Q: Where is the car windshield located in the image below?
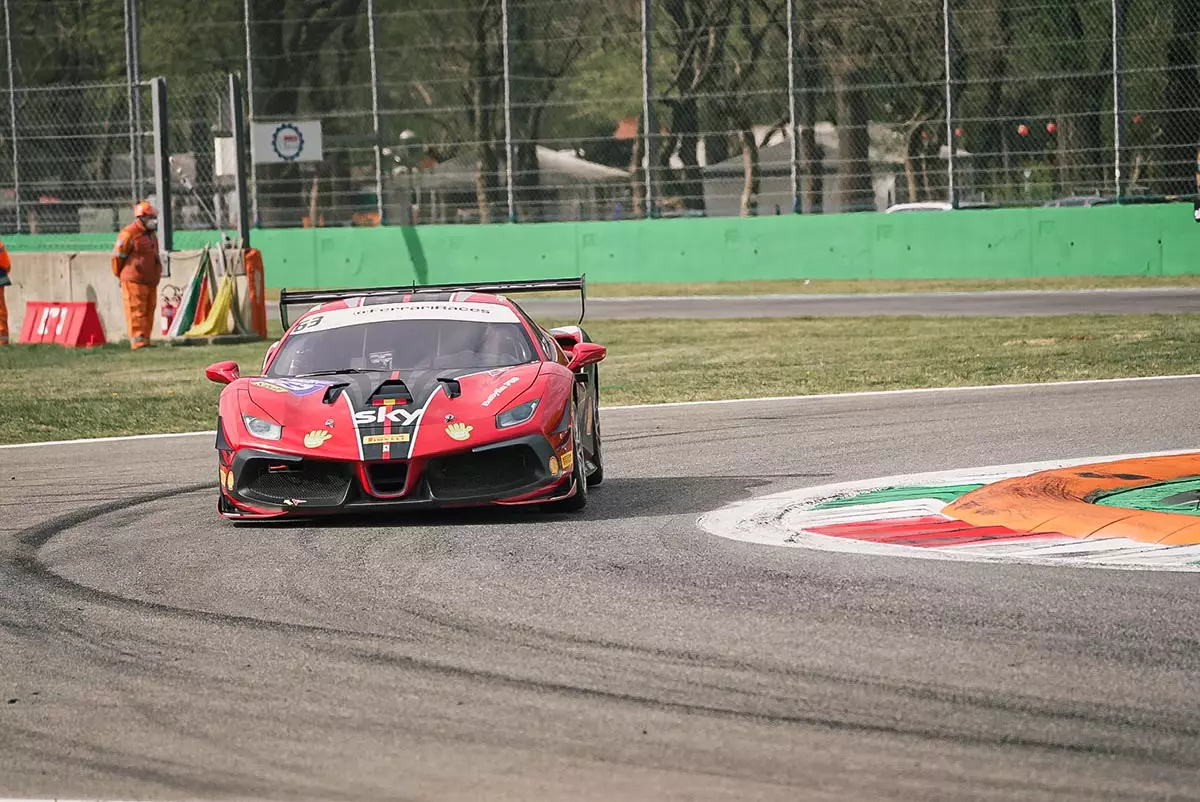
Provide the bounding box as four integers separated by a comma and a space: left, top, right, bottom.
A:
267, 318, 538, 377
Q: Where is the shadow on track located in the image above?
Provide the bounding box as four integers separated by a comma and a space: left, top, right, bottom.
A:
229, 473, 834, 529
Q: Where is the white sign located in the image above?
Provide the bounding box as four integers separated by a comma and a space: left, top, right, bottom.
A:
251, 121, 323, 164
214, 136, 237, 176
292, 302, 521, 334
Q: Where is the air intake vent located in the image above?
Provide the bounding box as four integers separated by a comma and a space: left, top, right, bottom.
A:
369, 379, 414, 406
365, 462, 410, 496
240, 458, 353, 507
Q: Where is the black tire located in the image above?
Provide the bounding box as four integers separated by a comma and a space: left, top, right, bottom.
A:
587, 379, 604, 487
543, 410, 588, 513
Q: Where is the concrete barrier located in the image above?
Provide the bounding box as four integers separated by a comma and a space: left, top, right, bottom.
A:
5, 249, 254, 344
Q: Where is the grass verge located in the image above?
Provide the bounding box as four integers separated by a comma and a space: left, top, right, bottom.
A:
2, 314, 1198, 444
264, 275, 1200, 301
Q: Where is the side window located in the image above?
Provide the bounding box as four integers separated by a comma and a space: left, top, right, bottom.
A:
541, 330, 567, 364
512, 303, 563, 363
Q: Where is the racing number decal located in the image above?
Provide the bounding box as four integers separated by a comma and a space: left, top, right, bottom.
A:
292, 315, 322, 333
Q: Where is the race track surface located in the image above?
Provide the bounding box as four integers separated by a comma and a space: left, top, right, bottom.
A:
270, 287, 1200, 321
3, 377, 1200, 800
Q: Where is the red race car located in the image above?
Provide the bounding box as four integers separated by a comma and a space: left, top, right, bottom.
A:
204, 277, 606, 520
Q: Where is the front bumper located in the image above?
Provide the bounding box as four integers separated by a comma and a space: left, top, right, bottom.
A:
219, 433, 572, 518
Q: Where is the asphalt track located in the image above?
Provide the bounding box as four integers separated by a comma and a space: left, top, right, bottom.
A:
267, 287, 1200, 321
4, 377, 1200, 800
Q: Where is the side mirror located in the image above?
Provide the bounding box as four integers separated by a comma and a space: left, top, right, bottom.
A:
567, 341, 607, 372
205, 360, 241, 385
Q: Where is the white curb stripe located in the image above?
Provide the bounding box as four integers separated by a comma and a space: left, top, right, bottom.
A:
5, 372, 1200, 449
0, 430, 216, 449
600, 372, 1200, 411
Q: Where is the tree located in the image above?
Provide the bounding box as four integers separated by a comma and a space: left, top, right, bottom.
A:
962, 0, 1014, 200
871, 0, 948, 204
248, 0, 366, 222
719, 0, 787, 216
793, 0, 822, 213
507, 1, 592, 221
656, 0, 732, 213
465, 0, 501, 222
1047, 0, 1108, 194
1158, 0, 1200, 196
6, 0, 129, 217
817, 1, 878, 212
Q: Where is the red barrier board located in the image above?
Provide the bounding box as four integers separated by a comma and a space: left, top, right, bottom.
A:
19, 301, 107, 347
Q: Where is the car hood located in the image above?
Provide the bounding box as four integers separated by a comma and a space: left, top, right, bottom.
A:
238, 362, 544, 461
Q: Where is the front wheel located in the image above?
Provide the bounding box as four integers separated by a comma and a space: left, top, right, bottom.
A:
542, 411, 588, 513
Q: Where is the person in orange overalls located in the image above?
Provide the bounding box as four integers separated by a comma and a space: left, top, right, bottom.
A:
0, 238, 10, 345
111, 201, 163, 349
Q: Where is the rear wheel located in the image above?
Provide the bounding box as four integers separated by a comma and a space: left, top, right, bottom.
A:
587, 377, 604, 487
542, 409, 588, 513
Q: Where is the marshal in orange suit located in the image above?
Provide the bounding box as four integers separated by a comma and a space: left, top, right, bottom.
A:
0, 237, 11, 345
111, 201, 163, 350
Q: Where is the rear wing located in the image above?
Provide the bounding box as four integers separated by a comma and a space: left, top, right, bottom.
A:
278, 275, 587, 329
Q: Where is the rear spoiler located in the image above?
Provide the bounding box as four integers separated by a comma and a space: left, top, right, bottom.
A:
278, 275, 587, 329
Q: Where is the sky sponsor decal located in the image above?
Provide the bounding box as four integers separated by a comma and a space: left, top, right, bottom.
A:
353, 407, 424, 426
351, 390, 439, 462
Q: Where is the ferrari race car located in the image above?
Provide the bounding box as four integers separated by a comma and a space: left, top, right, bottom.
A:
204, 277, 606, 520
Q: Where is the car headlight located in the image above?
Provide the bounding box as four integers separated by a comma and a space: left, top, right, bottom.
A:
496, 399, 538, 429
243, 414, 282, 440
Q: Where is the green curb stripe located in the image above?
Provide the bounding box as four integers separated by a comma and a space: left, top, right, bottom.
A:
813, 484, 984, 510
1092, 477, 1200, 517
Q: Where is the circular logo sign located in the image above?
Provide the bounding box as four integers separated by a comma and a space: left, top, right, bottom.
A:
271, 123, 305, 161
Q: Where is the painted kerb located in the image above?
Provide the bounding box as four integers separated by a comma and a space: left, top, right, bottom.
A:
6, 203, 1198, 288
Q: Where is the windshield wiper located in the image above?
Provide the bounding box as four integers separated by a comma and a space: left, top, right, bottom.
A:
293, 368, 385, 377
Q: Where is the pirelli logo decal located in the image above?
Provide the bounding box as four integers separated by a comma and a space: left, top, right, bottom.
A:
363, 433, 411, 445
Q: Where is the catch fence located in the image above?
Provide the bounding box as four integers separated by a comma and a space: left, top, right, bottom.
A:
1, 0, 1197, 235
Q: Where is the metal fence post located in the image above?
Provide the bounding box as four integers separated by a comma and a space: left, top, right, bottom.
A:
151, 77, 172, 255
500, 0, 515, 222
124, 0, 143, 197
3, 0, 18, 233
242, 0, 258, 226
123, 0, 138, 202
942, 0, 957, 207
131, 0, 142, 194
230, 72, 250, 247
366, 0, 385, 225
640, 0, 654, 217
1111, 0, 1125, 199
786, 0, 798, 212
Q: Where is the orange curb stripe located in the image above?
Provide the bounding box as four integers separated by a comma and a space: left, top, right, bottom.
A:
944, 454, 1200, 546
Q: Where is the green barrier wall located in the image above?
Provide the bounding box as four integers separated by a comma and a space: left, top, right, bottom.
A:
3, 230, 227, 253
7, 203, 1199, 287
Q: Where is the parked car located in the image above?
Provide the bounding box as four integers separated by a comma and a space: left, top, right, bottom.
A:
1043, 196, 1115, 207
884, 201, 1000, 213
